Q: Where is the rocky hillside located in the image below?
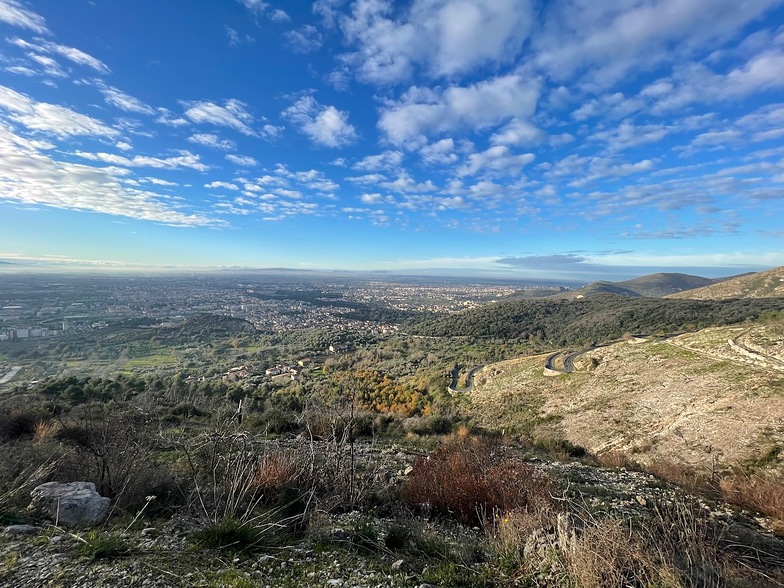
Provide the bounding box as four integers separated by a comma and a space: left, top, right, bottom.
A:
466, 322, 784, 472
669, 266, 784, 300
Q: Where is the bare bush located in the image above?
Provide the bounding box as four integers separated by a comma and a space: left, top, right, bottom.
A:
402, 435, 557, 524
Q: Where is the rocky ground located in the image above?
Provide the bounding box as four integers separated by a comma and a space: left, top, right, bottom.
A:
2, 443, 784, 588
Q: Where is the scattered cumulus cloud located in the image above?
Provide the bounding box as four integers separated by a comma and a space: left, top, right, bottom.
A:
378, 74, 539, 146
73, 149, 209, 172
283, 95, 357, 147
0, 85, 118, 138
339, 0, 534, 83
285, 25, 323, 53
99, 84, 154, 115
183, 99, 256, 136
188, 133, 236, 150
226, 153, 258, 167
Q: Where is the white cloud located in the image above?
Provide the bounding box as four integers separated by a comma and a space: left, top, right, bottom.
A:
419, 138, 458, 165
155, 108, 189, 127
183, 99, 256, 136
0, 0, 49, 33
270, 9, 290, 21
458, 145, 535, 176
26, 52, 65, 77
285, 25, 323, 53
225, 26, 255, 46
0, 126, 217, 226
226, 154, 258, 167
378, 73, 539, 146
146, 177, 178, 186
260, 123, 283, 139
340, 0, 534, 83
590, 121, 669, 151
205, 181, 239, 191
647, 50, 784, 113
489, 118, 543, 146
237, 0, 268, 14
273, 165, 341, 192
44, 41, 109, 73
353, 150, 403, 171
99, 85, 154, 115
283, 95, 357, 147
188, 133, 236, 150
0, 84, 118, 138
532, 0, 782, 88
73, 150, 209, 172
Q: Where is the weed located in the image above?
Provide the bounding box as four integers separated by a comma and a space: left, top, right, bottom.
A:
421, 562, 491, 587
384, 523, 410, 551
74, 530, 132, 560
350, 517, 380, 553
1, 551, 20, 578
190, 518, 275, 554
208, 568, 256, 588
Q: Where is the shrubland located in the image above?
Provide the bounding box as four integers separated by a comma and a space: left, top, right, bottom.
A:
1, 295, 784, 586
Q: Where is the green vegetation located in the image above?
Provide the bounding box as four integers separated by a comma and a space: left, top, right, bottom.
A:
410, 293, 784, 347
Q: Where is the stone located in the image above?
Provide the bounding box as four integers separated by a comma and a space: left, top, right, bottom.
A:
3, 524, 40, 535
29, 481, 110, 527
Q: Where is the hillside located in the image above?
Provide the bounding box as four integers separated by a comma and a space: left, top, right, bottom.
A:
466, 322, 784, 471
615, 272, 718, 297
562, 272, 720, 298
670, 266, 784, 300
410, 294, 784, 347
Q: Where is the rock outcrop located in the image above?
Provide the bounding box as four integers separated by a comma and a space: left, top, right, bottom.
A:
29, 481, 110, 527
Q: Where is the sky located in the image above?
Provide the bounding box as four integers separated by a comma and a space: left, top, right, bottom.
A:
0, 0, 783, 281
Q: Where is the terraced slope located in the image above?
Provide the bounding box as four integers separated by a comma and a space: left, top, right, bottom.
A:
467, 323, 784, 471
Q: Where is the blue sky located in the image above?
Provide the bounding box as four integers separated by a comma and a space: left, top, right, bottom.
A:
0, 0, 783, 280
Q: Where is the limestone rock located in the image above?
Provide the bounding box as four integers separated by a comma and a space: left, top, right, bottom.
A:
29, 481, 110, 527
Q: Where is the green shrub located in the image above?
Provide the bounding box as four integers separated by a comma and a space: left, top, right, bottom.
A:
190, 518, 271, 553
75, 530, 131, 560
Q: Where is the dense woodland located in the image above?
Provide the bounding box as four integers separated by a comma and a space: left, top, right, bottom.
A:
409, 293, 784, 346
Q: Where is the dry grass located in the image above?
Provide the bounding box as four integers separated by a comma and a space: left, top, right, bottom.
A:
252, 449, 307, 492
720, 471, 784, 526
32, 419, 62, 445
402, 435, 556, 524
567, 518, 664, 588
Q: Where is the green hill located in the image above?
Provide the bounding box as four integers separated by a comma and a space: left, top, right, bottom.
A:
409, 294, 784, 347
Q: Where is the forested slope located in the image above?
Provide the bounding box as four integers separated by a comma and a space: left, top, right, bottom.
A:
409, 294, 784, 347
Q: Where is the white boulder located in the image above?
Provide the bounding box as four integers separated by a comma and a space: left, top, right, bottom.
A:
29, 481, 110, 527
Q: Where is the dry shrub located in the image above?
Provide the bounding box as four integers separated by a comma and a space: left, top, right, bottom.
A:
253, 449, 306, 492
720, 471, 784, 523
592, 451, 636, 470
564, 499, 726, 588
644, 460, 720, 498
402, 435, 556, 524
484, 505, 560, 579
568, 518, 662, 588
32, 419, 61, 445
